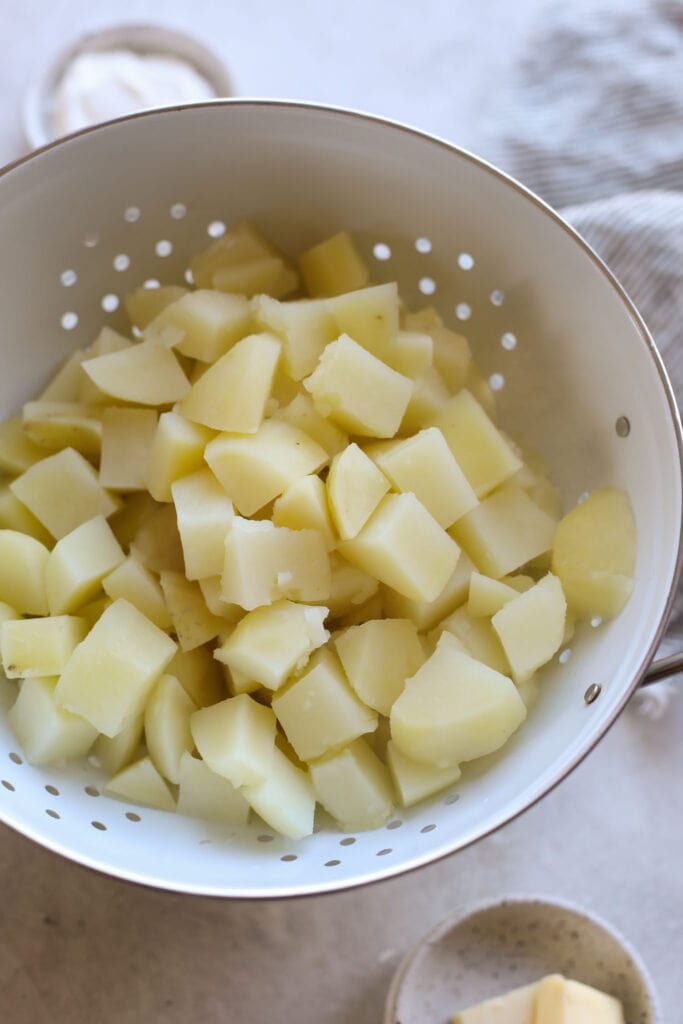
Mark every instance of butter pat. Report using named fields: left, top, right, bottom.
left=534, top=974, right=625, bottom=1023
left=452, top=982, right=537, bottom=1024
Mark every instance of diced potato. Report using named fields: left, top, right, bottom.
left=298, top=230, right=369, bottom=297
left=145, top=411, right=214, bottom=503
left=332, top=589, right=384, bottom=629
left=0, top=415, right=47, bottom=474
left=46, top=515, right=125, bottom=615
left=171, top=468, right=234, bottom=581
left=381, top=550, right=475, bottom=630
left=191, top=221, right=296, bottom=293
left=468, top=572, right=520, bottom=617
left=99, top=408, right=159, bottom=491
left=399, top=367, right=450, bottom=435
left=0, top=485, right=54, bottom=546
left=0, top=530, right=50, bottom=614
left=335, top=618, right=425, bottom=715
left=389, top=330, right=433, bottom=379
left=272, top=647, right=377, bottom=761
left=452, top=982, right=539, bottom=1024
left=386, top=739, right=461, bottom=807
left=339, top=493, right=461, bottom=603
left=81, top=341, right=190, bottom=406
left=38, top=349, right=86, bottom=402
left=304, top=334, right=413, bottom=438
left=102, top=555, right=172, bottom=630
left=11, top=447, right=119, bottom=539
left=78, top=595, right=112, bottom=629
left=253, top=295, right=337, bottom=380
left=215, top=600, right=329, bottom=691
left=310, top=738, right=394, bottom=831
left=106, top=755, right=176, bottom=811
left=178, top=333, right=280, bottom=433
left=390, top=635, right=527, bottom=767
left=222, top=661, right=261, bottom=696
left=272, top=475, right=335, bottom=550
left=372, top=427, right=478, bottom=528
left=124, top=284, right=189, bottom=330
left=503, top=573, right=536, bottom=593
left=159, top=571, right=225, bottom=651
left=1, top=616, right=87, bottom=678
left=327, top=443, right=391, bottom=540
left=177, top=752, right=250, bottom=824
left=22, top=401, right=102, bottom=459
left=130, top=501, right=185, bottom=573
left=144, top=673, right=196, bottom=784
left=197, top=576, right=242, bottom=621
left=222, top=517, right=331, bottom=610
left=403, top=308, right=472, bottom=394
left=204, top=419, right=327, bottom=517
left=92, top=715, right=144, bottom=776
left=450, top=483, right=557, bottom=579
left=434, top=390, right=522, bottom=497
left=439, top=605, right=510, bottom=675
left=190, top=693, right=276, bottom=787
left=109, top=491, right=157, bottom=548
left=534, top=974, right=626, bottom=1023
left=276, top=393, right=349, bottom=456
left=55, top=599, right=177, bottom=737
left=326, top=283, right=399, bottom=362
left=9, top=677, right=97, bottom=766
left=167, top=646, right=225, bottom=708
left=525, top=474, right=563, bottom=520
left=492, top=573, right=566, bottom=681
left=212, top=255, right=298, bottom=298
left=243, top=746, right=315, bottom=839
left=268, top=370, right=300, bottom=410
left=552, top=487, right=635, bottom=620
left=79, top=328, right=133, bottom=404
left=0, top=602, right=20, bottom=628
left=315, top=552, right=379, bottom=619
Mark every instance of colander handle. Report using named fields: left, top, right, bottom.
left=642, top=652, right=683, bottom=686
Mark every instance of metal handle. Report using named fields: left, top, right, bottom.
left=642, top=651, right=683, bottom=686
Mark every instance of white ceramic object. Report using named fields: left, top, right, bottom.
left=384, top=896, right=661, bottom=1024
left=0, top=101, right=680, bottom=897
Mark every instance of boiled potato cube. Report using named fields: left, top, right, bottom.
left=38, top=348, right=87, bottom=402
left=190, top=693, right=276, bottom=786
left=9, top=677, right=97, bottom=766
left=197, top=576, right=242, bottom=621
left=492, top=573, right=566, bottom=681
left=159, top=571, right=225, bottom=651
left=439, top=605, right=510, bottom=675
left=77, top=596, right=111, bottom=629
left=167, top=646, right=225, bottom=707
left=145, top=411, right=214, bottom=502
left=504, top=574, right=535, bottom=593
left=390, top=634, right=526, bottom=767
left=11, top=447, right=119, bottom=540
left=0, top=415, right=45, bottom=474
left=102, top=555, right=172, bottom=631
left=124, top=284, right=188, bottom=330
left=171, top=468, right=234, bottom=580
left=0, top=602, right=20, bottom=628
left=0, top=530, right=50, bottom=614
left=215, top=600, right=329, bottom=691
left=212, top=255, right=298, bottom=298
left=272, top=647, right=377, bottom=761
left=452, top=982, right=539, bottom=1024
left=0, top=485, right=54, bottom=546
left=190, top=221, right=294, bottom=289
left=79, top=327, right=133, bottom=404
left=298, top=230, right=369, bottom=297
left=147, top=290, right=250, bottom=362
left=333, top=589, right=385, bottom=629
left=468, top=572, right=520, bottom=617
left=276, top=393, right=349, bottom=456
left=46, top=515, right=125, bottom=615
left=145, top=673, right=197, bottom=784
left=339, top=493, right=461, bottom=603
left=381, top=550, right=476, bottom=630
left=450, top=483, right=557, bottom=579
left=177, top=752, right=250, bottom=824
left=304, top=334, right=413, bottom=438
left=243, top=746, right=315, bottom=839
left=399, top=367, right=450, bottom=435
left=253, top=295, right=337, bottom=380
left=22, top=401, right=102, bottom=459
left=310, top=738, right=394, bottom=830
left=390, top=330, right=433, bottom=379
left=99, top=408, right=159, bottom=491
left=92, top=715, right=144, bottom=776
left=178, top=333, right=281, bottom=433
left=204, top=419, right=328, bottom=517
left=386, top=739, right=461, bottom=807
left=534, top=974, right=626, bottom=1023
left=372, top=427, right=478, bottom=528
left=552, top=487, right=635, bottom=620
left=326, top=282, right=399, bottom=362
left=222, top=517, right=331, bottom=610
left=109, top=490, right=158, bottom=548
left=106, top=755, right=175, bottom=811
left=317, top=552, right=379, bottom=618
left=81, top=342, right=190, bottom=406
left=403, top=308, right=472, bottom=393
left=327, top=442, right=390, bottom=540
left=272, top=475, right=336, bottom=550
left=434, top=390, right=522, bottom=497
left=1, top=616, right=87, bottom=678
left=55, top=598, right=177, bottom=736
left=130, top=501, right=185, bottom=574
left=335, top=618, right=425, bottom=715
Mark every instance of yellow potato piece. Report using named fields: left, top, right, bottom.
left=439, top=605, right=510, bottom=675
left=403, top=308, right=472, bottom=394
left=492, top=573, right=566, bottom=682
left=190, top=693, right=276, bottom=787
left=0, top=485, right=54, bottom=547
left=253, top=294, right=337, bottom=381
left=106, top=755, right=176, bottom=811
left=326, top=282, right=399, bottom=363
left=381, top=550, right=476, bottom=631
left=310, top=738, right=394, bottom=831
left=81, top=341, right=190, bottom=406
left=243, top=746, right=315, bottom=839
left=298, top=230, right=369, bottom=297
left=1, top=615, right=87, bottom=678
left=9, top=677, right=97, bottom=767
left=38, top=348, right=87, bottom=402
left=390, top=330, right=433, bottom=379
left=145, top=673, right=197, bottom=784
left=276, top=393, right=349, bottom=457
left=22, top=401, right=102, bottom=459
left=468, top=572, right=520, bottom=618
left=534, top=974, right=625, bottom=1024
left=434, top=390, right=522, bottom=497
left=102, top=555, right=172, bottom=631
left=92, top=716, right=144, bottom=777
left=99, top=407, right=159, bottom=491
left=166, top=646, right=225, bottom=708
left=399, top=367, right=450, bottom=435
left=147, top=290, right=251, bottom=362
left=177, top=752, right=250, bottom=824
left=145, top=411, right=214, bottom=503
left=159, top=571, right=225, bottom=651
left=0, top=414, right=47, bottom=474
left=46, top=515, right=125, bottom=615
left=190, top=221, right=296, bottom=292
left=171, top=468, right=235, bottom=581
left=129, top=501, right=185, bottom=574
left=386, top=740, right=461, bottom=808
left=0, top=529, right=50, bottom=614
left=335, top=618, right=425, bottom=715
left=452, top=980, right=538, bottom=1024
left=317, top=552, right=379, bottom=619
left=124, top=284, right=189, bottom=330
left=272, top=475, right=336, bottom=550
left=327, top=442, right=391, bottom=540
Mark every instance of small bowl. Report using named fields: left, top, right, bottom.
left=384, top=895, right=661, bottom=1024
left=23, top=23, right=234, bottom=150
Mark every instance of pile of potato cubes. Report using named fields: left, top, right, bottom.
left=0, top=224, right=636, bottom=839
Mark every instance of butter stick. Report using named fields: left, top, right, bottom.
left=534, top=974, right=625, bottom=1023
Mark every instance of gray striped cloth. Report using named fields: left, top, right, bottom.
left=479, top=0, right=683, bottom=699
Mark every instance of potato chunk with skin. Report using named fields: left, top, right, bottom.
left=55, top=599, right=177, bottom=737
left=439, top=605, right=510, bottom=675
left=81, top=341, right=190, bottom=406
left=468, top=572, right=519, bottom=618
left=177, top=752, right=250, bottom=824
left=46, top=515, right=125, bottom=615
left=335, top=618, right=425, bottom=715
left=9, top=677, right=97, bottom=767
left=391, top=634, right=527, bottom=767
left=0, top=415, right=45, bottom=474
left=0, top=530, right=49, bottom=614
left=124, top=284, right=189, bottom=330
left=304, top=334, right=413, bottom=438
left=243, top=746, right=315, bottom=840
left=106, top=755, right=176, bottom=811
left=386, top=739, right=461, bottom=807
left=272, top=647, right=377, bottom=761
left=310, top=739, right=394, bottom=831
left=326, top=282, right=399, bottom=362
left=146, top=290, right=250, bottom=362
left=190, top=693, right=276, bottom=787
left=276, top=393, right=349, bottom=457
left=145, top=673, right=197, bottom=784
left=159, top=572, right=225, bottom=651
left=99, top=408, right=159, bottom=491
left=298, top=230, right=369, bottom=297
left=22, top=401, right=102, bottom=459
left=145, top=411, right=214, bottom=503
left=0, top=486, right=53, bottom=547
left=11, top=447, right=119, bottom=540
left=381, top=550, right=475, bottom=631
left=167, top=646, right=225, bottom=708
left=252, top=294, right=338, bottom=381
left=102, top=556, right=172, bottom=631
left=552, top=487, right=635, bottom=620
left=434, top=390, right=522, bottom=498
left=171, top=468, right=234, bottom=581
left=92, top=715, right=144, bottom=776
left=1, top=616, right=87, bottom=678
left=214, top=600, right=329, bottom=691
left=272, top=475, right=336, bottom=550
left=204, top=419, right=328, bottom=517
left=327, top=442, right=391, bottom=540
left=339, top=493, right=461, bottom=603
left=492, top=573, right=566, bottom=681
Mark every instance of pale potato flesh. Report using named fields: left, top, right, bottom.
left=144, top=673, right=197, bottom=784
left=190, top=693, right=276, bottom=787
left=106, top=755, right=176, bottom=811
left=177, top=752, right=250, bottom=824
left=309, top=738, right=394, bottom=831
left=9, top=676, right=97, bottom=767
left=335, top=618, right=425, bottom=715
left=327, top=442, right=390, bottom=540
left=492, top=573, right=566, bottom=682
left=1, top=615, right=87, bottom=678
left=46, top=515, right=125, bottom=615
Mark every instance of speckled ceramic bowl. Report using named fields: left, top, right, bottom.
left=384, top=896, right=660, bottom=1024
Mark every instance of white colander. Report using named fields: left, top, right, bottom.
left=0, top=100, right=680, bottom=898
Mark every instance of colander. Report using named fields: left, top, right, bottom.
left=0, top=100, right=680, bottom=899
